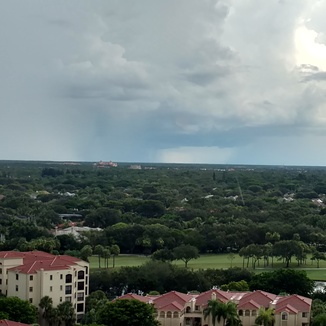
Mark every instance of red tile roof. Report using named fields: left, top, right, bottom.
left=116, top=289, right=312, bottom=316
left=159, top=301, right=184, bottom=311
left=0, top=320, right=31, bottom=326
left=238, top=299, right=261, bottom=310
left=117, top=294, right=152, bottom=303
left=275, top=294, right=311, bottom=312
left=195, top=289, right=231, bottom=306
left=1, top=251, right=84, bottom=274
left=239, top=290, right=277, bottom=308
left=153, top=291, right=193, bottom=309
left=275, top=304, right=299, bottom=314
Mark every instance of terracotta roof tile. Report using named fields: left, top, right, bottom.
left=274, top=295, right=311, bottom=312
left=0, top=320, right=31, bottom=326
left=195, top=289, right=231, bottom=306
left=1, top=251, right=84, bottom=274
left=239, top=290, right=277, bottom=308
left=159, top=301, right=184, bottom=311
left=153, top=291, right=192, bottom=309
left=275, top=303, right=299, bottom=314
left=117, top=294, right=152, bottom=303
left=238, top=299, right=261, bottom=310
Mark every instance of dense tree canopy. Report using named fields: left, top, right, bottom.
left=0, top=296, right=38, bottom=324
left=96, top=299, right=160, bottom=326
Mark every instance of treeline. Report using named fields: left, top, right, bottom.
left=2, top=163, right=326, bottom=256
left=89, top=261, right=314, bottom=298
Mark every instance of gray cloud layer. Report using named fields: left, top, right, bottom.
left=1, top=0, right=326, bottom=164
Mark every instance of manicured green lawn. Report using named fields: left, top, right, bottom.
left=89, top=253, right=326, bottom=280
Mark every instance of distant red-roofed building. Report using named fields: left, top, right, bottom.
left=116, top=288, right=312, bottom=326
left=0, top=251, right=89, bottom=320
left=0, top=320, right=31, bottom=326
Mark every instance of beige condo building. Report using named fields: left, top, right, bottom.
left=0, top=251, right=89, bottom=320
left=119, top=288, right=312, bottom=326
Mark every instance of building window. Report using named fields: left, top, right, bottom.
left=77, top=293, right=84, bottom=301
left=302, top=312, right=308, bottom=318
left=186, top=306, right=191, bottom=313
left=0, top=268, right=2, bottom=274
left=77, top=282, right=84, bottom=291
left=29, top=298, right=33, bottom=303
left=60, top=297, right=62, bottom=302
left=50, top=286, right=53, bottom=292
left=167, top=312, right=172, bottom=318
left=282, top=312, right=288, bottom=320
left=60, top=274, right=63, bottom=280
left=60, top=285, right=63, bottom=291
left=239, top=310, right=243, bottom=316
left=77, top=303, right=84, bottom=313
left=195, top=305, right=199, bottom=311
left=173, top=312, right=179, bottom=318
left=85, top=267, right=88, bottom=275
left=245, top=310, right=250, bottom=316
left=66, top=274, right=72, bottom=283
left=0, top=279, right=2, bottom=285
left=15, top=285, right=18, bottom=291
left=50, top=275, right=53, bottom=281
left=252, top=310, right=257, bottom=316
left=65, top=285, right=72, bottom=295
left=29, top=287, right=33, bottom=292
left=30, top=275, right=33, bottom=281
left=16, top=274, right=19, bottom=280
left=159, top=312, right=165, bottom=318
left=78, top=271, right=84, bottom=279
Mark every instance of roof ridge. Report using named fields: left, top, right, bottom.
left=27, top=261, right=37, bottom=274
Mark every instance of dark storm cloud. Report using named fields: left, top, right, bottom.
left=1, top=0, right=326, bottom=164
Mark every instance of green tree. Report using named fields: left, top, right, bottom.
left=312, top=313, right=326, bottom=326
left=80, top=245, right=93, bottom=262
left=250, top=269, right=313, bottom=296
left=204, top=299, right=221, bottom=326
left=173, top=244, right=199, bottom=268
left=39, top=296, right=58, bottom=326
left=0, top=296, right=37, bottom=324
left=110, top=244, right=120, bottom=268
left=151, top=248, right=175, bottom=262
left=255, top=307, right=275, bottom=326
left=97, top=299, right=160, bottom=326
left=56, top=301, right=75, bottom=326
left=94, top=244, right=104, bottom=268
left=273, top=240, right=302, bottom=268
left=311, top=250, right=326, bottom=268
left=204, top=299, right=241, bottom=326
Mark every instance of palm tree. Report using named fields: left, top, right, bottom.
left=39, top=296, right=58, bottom=326
left=255, top=307, right=275, bottom=326
left=224, top=301, right=241, bottom=326
left=204, top=299, right=241, bottom=326
left=204, top=299, right=221, bottom=326
left=56, top=301, right=75, bottom=326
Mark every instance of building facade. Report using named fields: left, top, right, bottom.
left=118, top=288, right=312, bottom=326
left=0, top=251, right=89, bottom=319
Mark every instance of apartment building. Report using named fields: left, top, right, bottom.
left=0, top=251, right=89, bottom=319
left=118, top=288, right=312, bottom=326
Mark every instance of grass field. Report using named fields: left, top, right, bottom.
left=89, top=254, right=326, bottom=281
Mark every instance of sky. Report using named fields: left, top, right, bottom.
left=1, top=0, right=326, bottom=165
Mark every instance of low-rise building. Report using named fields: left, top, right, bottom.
left=0, top=251, right=89, bottom=320
left=118, top=288, right=311, bottom=326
